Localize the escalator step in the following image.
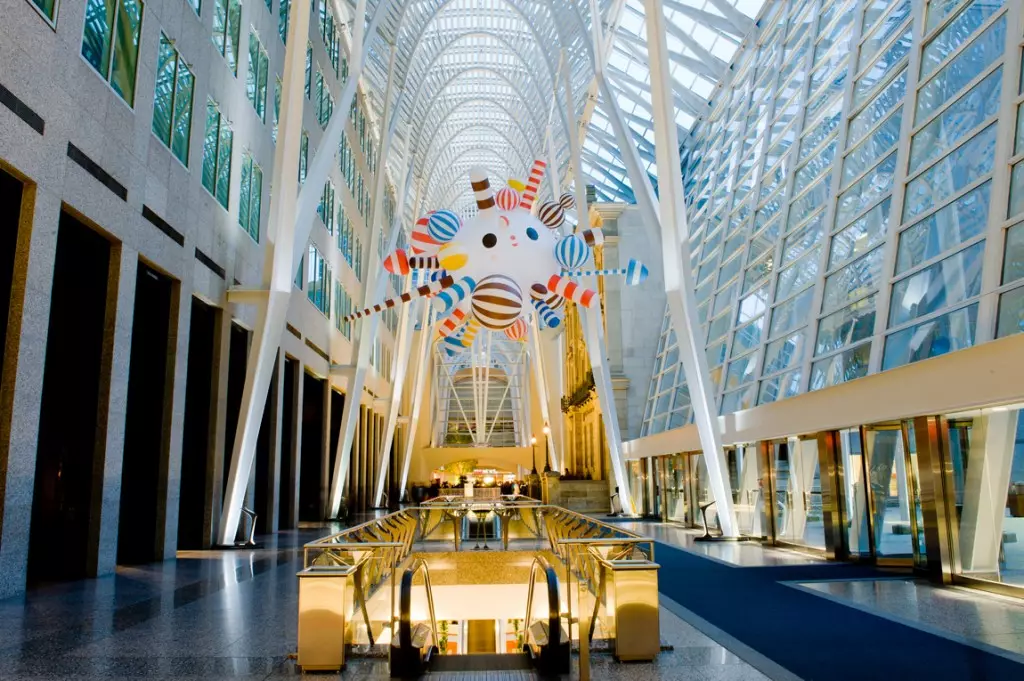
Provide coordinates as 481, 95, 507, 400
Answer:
429, 653, 534, 672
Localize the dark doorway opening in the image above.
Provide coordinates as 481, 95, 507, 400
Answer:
254, 356, 278, 535
29, 212, 112, 583
328, 389, 344, 510
0, 168, 23, 379
222, 323, 250, 540
117, 262, 174, 565
177, 298, 216, 550
299, 373, 324, 522
278, 358, 298, 530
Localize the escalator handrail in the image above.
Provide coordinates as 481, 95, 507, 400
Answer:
524, 554, 561, 652
398, 558, 439, 655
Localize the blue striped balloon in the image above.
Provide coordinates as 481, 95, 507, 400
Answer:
427, 209, 462, 242
554, 234, 590, 271
531, 298, 561, 329
626, 259, 649, 285
432, 276, 476, 315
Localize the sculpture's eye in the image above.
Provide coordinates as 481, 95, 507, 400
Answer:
526, 227, 539, 241
482, 233, 498, 248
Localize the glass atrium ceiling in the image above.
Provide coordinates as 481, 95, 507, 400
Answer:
353, 0, 766, 213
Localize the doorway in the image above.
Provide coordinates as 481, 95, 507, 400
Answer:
0, 168, 23, 384
117, 262, 174, 565
278, 357, 298, 530
223, 323, 251, 496
861, 423, 924, 565
29, 212, 112, 582
177, 298, 217, 549
299, 372, 325, 522
253, 355, 278, 535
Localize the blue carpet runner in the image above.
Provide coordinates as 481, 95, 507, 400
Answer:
653, 541, 1023, 681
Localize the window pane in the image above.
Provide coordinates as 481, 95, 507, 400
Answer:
776, 248, 820, 301
152, 37, 175, 145
822, 247, 884, 313
770, 287, 815, 338
858, 0, 912, 71
1010, 161, 1024, 219
788, 172, 833, 230
1002, 222, 1024, 284
810, 342, 871, 389
996, 286, 1024, 337
1016, 102, 1024, 155
889, 240, 985, 327
732, 316, 765, 357
202, 103, 218, 195
32, 0, 58, 19
830, 198, 891, 269
836, 152, 897, 228
216, 126, 232, 208
758, 368, 802, 405
110, 0, 143, 105
915, 16, 1006, 123
799, 98, 842, 162
249, 164, 262, 242
737, 285, 768, 324
848, 71, 907, 148
882, 304, 979, 369
853, 27, 913, 107
721, 384, 757, 415
910, 67, 1001, 174
796, 139, 836, 194
782, 212, 824, 265
725, 353, 758, 390
843, 108, 903, 187
238, 157, 251, 234
763, 331, 805, 374
920, 0, 1006, 80
171, 62, 194, 165
82, 0, 114, 76
897, 182, 990, 274
903, 123, 997, 222
816, 295, 877, 355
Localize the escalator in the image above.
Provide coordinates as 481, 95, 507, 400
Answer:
390, 555, 569, 679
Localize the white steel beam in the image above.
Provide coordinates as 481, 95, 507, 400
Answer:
642, 0, 737, 537
398, 302, 434, 498
327, 42, 400, 517
561, 56, 635, 516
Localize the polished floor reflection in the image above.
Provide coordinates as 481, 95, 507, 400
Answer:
796, 579, 1024, 658
0, 528, 772, 680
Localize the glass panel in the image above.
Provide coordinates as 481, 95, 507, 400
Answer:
795, 139, 837, 194
944, 407, 1024, 587
996, 287, 1024, 337
708, 311, 731, 342
771, 438, 825, 549
920, 0, 1006, 80
888, 241, 985, 326
718, 254, 743, 287
799, 98, 842, 162
822, 247, 884, 313
829, 198, 891, 269
836, 153, 897, 228
839, 429, 872, 555
216, 124, 232, 208
903, 123, 997, 222
1010, 161, 1024, 219
810, 342, 872, 388
732, 317, 765, 357
1004, 222, 1024, 284
758, 368, 802, 405
721, 384, 757, 415
1016, 102, 1024, 155
742, 254, 774, 294
848, 70, 907, 147
737, 285, 769, 324
110, 0, 143, 103
82, 0, 115, 81
915, 16, 1006, 123
863, 428, 913, 557
853, 27, 913, 107
152, 37, 175, 147
842, 108, 903, 187
782, 212, 824, 265
775, 249, 820, 301
816, 296, 877, 355
883, 303, 979, 368
789, 172, 833, 230
732, 446, 768, 536
896, 182, 990, 274
909, 67, 1002, 174
859, 0, 912, 71
764, 329, 806, 378
770, 288, 815, 338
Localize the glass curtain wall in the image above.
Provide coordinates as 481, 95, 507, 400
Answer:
642, 0, 1024, 433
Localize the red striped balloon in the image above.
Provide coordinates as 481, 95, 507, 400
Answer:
495, 187, 520, 211
411, 213, 441, 255
383, 249, 410, 275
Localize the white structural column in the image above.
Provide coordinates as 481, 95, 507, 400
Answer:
560, 57, 635, 515
640, 0, 737, 536
216, 0, 313, 545
399, 300, 434, 498
528, 315, 559, 471
218, 0, 386, 543
959, 411, 1018, 573
372, 287, 417, 506
327, 44, 400, 517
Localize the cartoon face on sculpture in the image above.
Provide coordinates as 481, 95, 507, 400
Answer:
345, 158, 648, 351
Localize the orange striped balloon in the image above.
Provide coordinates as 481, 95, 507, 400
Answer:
504, 317, 528, 341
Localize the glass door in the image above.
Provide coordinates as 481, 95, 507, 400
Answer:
731, 445, 767, 537
661, 455, 690, 524
769, 438, 825, 550
861, 424, 922, 564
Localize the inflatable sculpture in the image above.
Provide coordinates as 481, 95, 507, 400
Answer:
343, 160, 648, 353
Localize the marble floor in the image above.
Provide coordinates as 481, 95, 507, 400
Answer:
0, 528, 776, 681
794, 578, 1024, 660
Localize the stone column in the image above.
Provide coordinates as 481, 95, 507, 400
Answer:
88, 244, 138, 577
0, 186, 60, 599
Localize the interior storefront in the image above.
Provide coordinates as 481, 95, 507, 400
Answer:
628, 402, 1024, 596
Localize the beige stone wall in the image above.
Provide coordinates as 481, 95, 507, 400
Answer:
543, 477, 611, 513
